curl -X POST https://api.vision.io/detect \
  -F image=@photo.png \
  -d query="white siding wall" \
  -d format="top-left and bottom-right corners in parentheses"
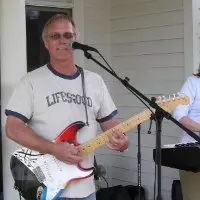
top-left (83, 0), bottom-right (185, 200)
top-left (83, 0), bottom-right (111, 81)
top-left (110, 1), bottom-right (183, 199)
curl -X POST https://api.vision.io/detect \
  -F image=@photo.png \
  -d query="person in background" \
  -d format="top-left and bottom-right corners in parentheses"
top-left (5, 14), bottom-right (128, 200)
top-left (173, 69), bottom-right (200, 200)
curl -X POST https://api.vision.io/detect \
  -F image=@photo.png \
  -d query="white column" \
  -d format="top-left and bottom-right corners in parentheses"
top-left (183, 0), bottom-right (199, 77)
top-left (0, 0), bottom-right (27, 199)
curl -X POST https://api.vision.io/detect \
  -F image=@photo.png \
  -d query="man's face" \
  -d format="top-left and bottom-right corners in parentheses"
top-left (44, 20), bottom-right (76, 62)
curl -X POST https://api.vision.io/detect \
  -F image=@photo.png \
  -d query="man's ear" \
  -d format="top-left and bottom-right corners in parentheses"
top-left (43, 39), bottom-right (48, 49)
top-left (73, 27), bottom-right (79, 41)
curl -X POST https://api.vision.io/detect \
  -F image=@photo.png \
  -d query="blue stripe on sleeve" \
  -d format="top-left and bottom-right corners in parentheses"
top-left (96, 110), bottom-right (118, 123)
top-left (5, 109), bottom-right (29, 123)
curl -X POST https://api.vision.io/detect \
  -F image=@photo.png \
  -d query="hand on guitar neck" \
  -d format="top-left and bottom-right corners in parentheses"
top-left (51, 142), bottom-right (83, 165)
top-left (100, 117), bottom-right (129, 152)
top-left (106, 131), bottom-right (128, 152)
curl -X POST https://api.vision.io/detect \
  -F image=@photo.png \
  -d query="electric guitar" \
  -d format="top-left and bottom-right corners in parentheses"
top-left (10, 93), bottom-right (189, 200)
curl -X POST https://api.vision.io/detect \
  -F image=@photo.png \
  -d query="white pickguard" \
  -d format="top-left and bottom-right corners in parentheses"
top-left (12, 147), bottom-right (93, 200)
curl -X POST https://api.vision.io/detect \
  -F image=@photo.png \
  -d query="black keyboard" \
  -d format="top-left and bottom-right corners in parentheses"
top-left (153, 142), bottom-right (200, 172)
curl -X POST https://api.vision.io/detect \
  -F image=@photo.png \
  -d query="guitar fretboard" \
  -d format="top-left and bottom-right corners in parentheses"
top-left (79, 109), bottom-right (152, 156)
top-left (79, 95), bottom-right (189, 156)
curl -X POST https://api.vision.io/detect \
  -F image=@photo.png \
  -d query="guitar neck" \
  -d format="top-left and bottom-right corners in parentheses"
top-left (79, 94), bottom-right (189, 156)
top-left (79, 108), bottom-right (152, 156)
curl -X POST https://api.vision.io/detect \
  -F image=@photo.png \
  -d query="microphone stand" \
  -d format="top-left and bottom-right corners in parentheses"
top-left (137, 124), bottom-right (141, 199)
top-left (83, 50), bottom-right (200, 200)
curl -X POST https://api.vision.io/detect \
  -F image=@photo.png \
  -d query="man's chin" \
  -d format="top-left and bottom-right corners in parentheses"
top-left (55, 55), bottom-right (71, 62)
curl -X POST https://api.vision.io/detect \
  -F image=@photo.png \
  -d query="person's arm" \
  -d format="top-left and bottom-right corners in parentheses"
top-left (100, 117), bottom-right (128, 152)
top-left (173, 76), bottom-right (200, 133)
top-left (179, 116), bottom-right (200, 132)
top-left (6, 116), bottom-right (83, 164)
top-left (96, 76), bottom-right (128, 151)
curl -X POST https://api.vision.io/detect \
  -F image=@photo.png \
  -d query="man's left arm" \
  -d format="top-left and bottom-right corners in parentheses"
top-left (99, 117), bottom-right (129, 152)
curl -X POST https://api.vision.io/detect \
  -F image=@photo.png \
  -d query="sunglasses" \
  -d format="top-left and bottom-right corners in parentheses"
top-left (47, 32), bottom-right (76, 41)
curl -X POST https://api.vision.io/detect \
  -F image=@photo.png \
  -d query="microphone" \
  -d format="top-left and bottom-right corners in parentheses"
top-left (69, 41), bottom-right (98, 52)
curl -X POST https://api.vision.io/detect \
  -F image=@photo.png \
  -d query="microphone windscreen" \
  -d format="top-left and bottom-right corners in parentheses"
top-left (68, 40), bottom-right (74, 49)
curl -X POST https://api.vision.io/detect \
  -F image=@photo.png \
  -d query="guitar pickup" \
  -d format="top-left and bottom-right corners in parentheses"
top-left (33, 166), bottom-right (46, 183)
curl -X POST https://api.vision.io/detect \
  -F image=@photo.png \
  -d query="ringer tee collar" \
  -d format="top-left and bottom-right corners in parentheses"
top-left (47, 63), bottom-right (80, 80)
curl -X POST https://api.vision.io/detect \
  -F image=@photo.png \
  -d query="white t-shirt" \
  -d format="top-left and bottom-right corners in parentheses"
top-left (5, 64), bottom-right (117, 198)
top-left (173, 75), bottom-right (200, 143)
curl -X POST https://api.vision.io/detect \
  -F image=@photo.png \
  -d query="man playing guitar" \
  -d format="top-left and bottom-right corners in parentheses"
top-left (5, 14), bottom-right (128, 200)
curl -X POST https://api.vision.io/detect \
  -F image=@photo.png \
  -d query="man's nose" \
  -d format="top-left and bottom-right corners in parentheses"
top-left (59, 36), bottom-right (68, 43)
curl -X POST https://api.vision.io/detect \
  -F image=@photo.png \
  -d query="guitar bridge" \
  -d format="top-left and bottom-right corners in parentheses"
top-left (33, 166), bottom-right (46, 183)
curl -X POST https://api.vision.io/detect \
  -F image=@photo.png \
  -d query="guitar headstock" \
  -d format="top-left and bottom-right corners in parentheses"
top-left (156, 93), bottom-right (189, 112)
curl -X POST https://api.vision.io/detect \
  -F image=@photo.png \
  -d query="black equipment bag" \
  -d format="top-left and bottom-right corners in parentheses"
top-left (96, 185), bottom-right (145, 200)
top-left (171, 180), bottom-right (183, 200)
top-left (10, 156), bottom-right (43, 200)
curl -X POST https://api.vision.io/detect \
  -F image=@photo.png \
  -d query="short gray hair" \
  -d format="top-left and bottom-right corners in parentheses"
top-left (42, 13), bottom-right (75, 41)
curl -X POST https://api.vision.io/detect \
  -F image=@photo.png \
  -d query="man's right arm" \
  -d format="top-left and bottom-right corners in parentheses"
top-left (179, 116), bottom-right (200, 132)
top-left (6, 116), bottom-right (82, 164)
top-left (6, 116), bottom-right (55, 154)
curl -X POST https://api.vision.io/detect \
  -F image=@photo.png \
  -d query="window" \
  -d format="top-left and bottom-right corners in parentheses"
top-left (26, 6), bottom-right (72, 72)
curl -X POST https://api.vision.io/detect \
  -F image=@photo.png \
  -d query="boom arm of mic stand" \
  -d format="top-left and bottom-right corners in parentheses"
top-left (83, 50), bottom-right (200, 142)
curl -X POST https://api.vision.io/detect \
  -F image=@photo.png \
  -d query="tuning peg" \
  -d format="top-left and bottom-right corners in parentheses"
top-left (162, 95), bottom-right (167, 101)
top-left (171, 93), bottom-right (176, 100)
top-left (177, 92), bottom-right (185, 98)
top-left (157, 96), bottom-right (162, 103)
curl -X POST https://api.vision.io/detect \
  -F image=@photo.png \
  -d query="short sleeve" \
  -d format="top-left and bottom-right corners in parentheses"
top-left (96, 77), bottom-right (117, 123)
top-left (173, 76), bottom-right (196, 121)
top-left (5, 77), bottom-right (34, 123)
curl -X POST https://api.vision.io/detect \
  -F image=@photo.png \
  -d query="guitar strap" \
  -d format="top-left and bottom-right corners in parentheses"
top-left (78, 66), bottom-right (89, 126)
top-left (78, 66), bottom-right (99, 177)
